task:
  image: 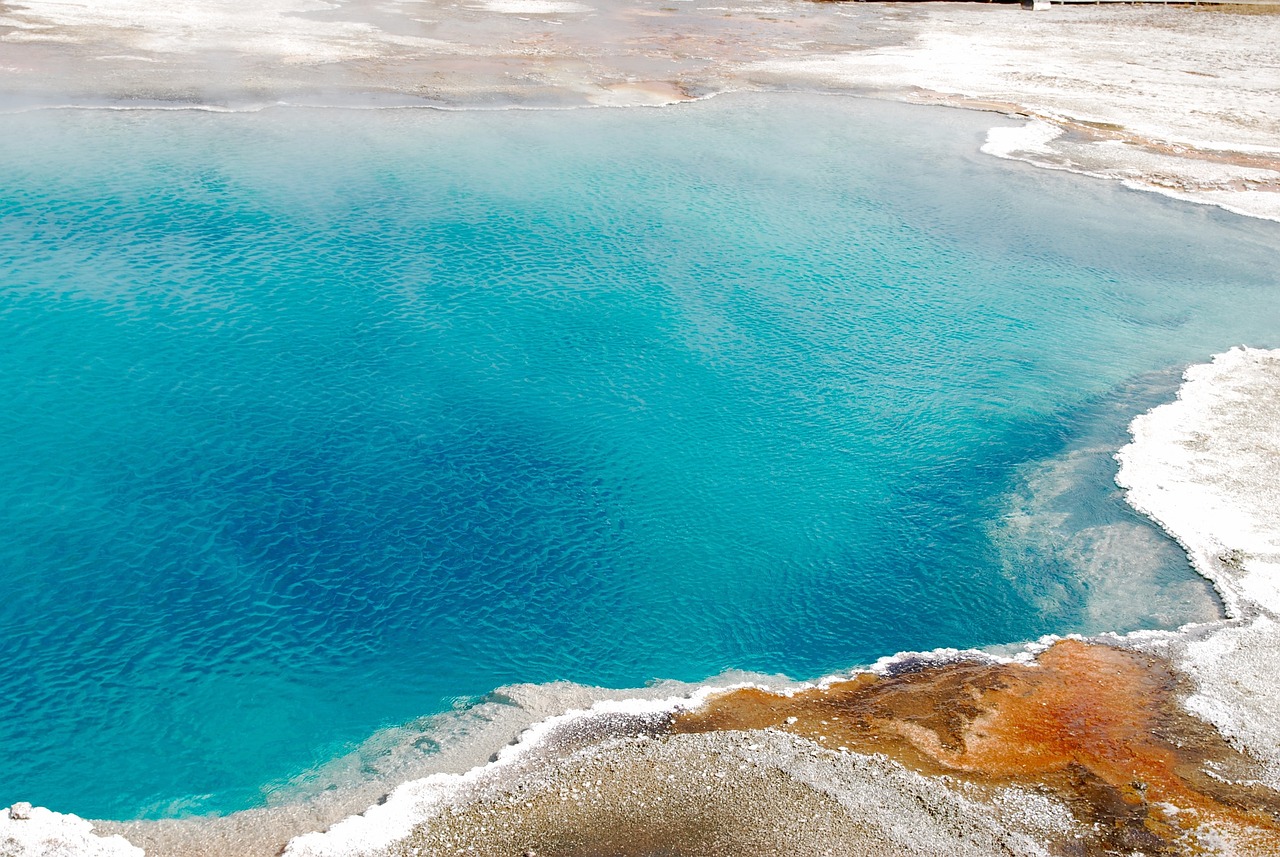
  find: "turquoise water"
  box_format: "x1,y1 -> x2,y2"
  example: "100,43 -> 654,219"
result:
1,94 -> 1277,820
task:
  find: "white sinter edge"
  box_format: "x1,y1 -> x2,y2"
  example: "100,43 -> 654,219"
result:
280,638 -> 1047,856
1115,346 -> 1280,618
282,688 -> 734,857
1115,346 -> 1280,784
0,806 -> 143,857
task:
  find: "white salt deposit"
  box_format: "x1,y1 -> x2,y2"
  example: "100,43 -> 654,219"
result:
0,806 -> 142,857
1175,616 -> 1280,787
749,6 -> 1280,223
1116,347 -> 1280,618
981,119 -> 1062,160
1117,347 -> 1280,782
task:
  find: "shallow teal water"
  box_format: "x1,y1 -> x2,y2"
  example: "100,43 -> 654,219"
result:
1,94 -> 1277,819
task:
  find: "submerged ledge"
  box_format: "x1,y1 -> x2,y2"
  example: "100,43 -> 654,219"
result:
5,349 -> 1280,854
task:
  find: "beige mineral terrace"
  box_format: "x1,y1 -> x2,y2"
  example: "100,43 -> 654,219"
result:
1,0 -> 1278,218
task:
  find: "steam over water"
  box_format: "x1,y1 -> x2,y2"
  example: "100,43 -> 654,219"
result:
1,93 -> 1278,821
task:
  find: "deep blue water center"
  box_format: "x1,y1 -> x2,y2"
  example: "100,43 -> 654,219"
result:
1,93 -> 1278,819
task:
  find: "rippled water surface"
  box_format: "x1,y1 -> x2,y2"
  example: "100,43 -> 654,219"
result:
2,94 -> 1278,818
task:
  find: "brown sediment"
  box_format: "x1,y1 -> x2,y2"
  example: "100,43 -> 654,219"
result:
1043,118 -> 1280,178
672,639 -> 1280,854
393,745 -> 898,857
907,94 -> 1280,180
895,88 -> 1280,196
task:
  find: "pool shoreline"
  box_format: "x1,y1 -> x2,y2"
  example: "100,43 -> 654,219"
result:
6,342 -> 1280,852
2,1 -> 1278,220
3,2 -> 1280,851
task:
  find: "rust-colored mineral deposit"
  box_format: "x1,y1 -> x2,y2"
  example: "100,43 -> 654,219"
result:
673,640 -> 1280,855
